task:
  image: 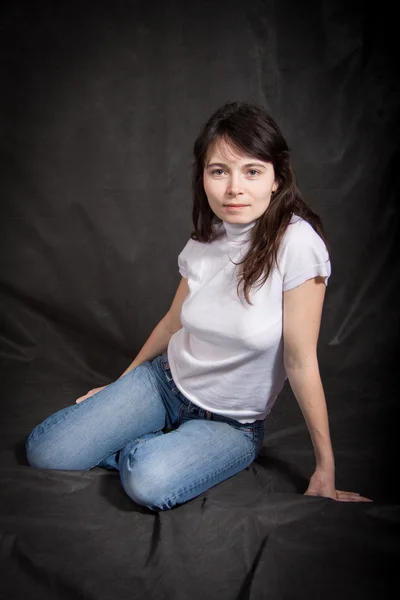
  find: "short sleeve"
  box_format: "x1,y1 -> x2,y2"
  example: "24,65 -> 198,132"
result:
279,218 -> 331,291
177,238 -> 192,278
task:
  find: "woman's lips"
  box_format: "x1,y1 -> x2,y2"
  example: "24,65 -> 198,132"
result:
224,205 -> 249,210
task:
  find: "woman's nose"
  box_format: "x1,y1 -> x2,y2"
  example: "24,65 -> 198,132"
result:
226,175 -> 242,195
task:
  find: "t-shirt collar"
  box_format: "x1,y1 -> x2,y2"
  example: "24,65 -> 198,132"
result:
220,218 -> 258,247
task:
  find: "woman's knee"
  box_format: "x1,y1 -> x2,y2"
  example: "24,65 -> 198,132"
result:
25,426 -> 54,469
121,467 -> 175,511
25,404 -> 79,469
118,435 -> 177,511
25,424 -> 89,471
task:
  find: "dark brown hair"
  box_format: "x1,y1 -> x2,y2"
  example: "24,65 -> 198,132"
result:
190,101 -> 331,306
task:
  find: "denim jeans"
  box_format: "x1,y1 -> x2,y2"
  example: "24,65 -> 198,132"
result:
25,350 -> 266,511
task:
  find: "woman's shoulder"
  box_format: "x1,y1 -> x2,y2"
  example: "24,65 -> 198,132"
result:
287,212 -> 313,231
282,213 -> 322,245
277,214 -> 328,266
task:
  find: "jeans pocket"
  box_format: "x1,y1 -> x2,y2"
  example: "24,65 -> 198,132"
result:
231,419 -> 265,456
160,352 -> 180,395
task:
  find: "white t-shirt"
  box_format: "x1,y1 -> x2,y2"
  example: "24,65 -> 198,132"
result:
167,213 -> 331,423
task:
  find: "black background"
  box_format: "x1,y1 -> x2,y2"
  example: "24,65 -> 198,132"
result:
1,1 -> 399,598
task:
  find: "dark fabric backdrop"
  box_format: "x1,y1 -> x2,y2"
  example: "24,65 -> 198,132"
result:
1,1 -> 399,599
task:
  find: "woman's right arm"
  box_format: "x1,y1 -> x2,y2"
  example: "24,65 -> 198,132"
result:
117,276 -> 189,379
76,277 -> 189,403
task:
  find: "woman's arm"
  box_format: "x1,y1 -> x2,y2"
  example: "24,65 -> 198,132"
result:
282,276 -> 372,502
118,277 -> 189,379
283,276 -> 334,469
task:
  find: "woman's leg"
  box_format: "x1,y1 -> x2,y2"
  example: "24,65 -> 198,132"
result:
25,358 -> 175,471
118,414 -> 265,511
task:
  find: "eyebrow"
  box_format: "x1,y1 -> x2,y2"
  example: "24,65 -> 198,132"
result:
206,162 -> 266,169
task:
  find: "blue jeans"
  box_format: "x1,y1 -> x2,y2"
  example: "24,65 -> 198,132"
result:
25,350 -> 266,511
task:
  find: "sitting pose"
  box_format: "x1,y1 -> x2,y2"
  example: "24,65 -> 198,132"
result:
25,101 -> 373,510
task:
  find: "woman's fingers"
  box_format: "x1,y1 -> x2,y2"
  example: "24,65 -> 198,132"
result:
75,390 -> 95,404
75,386 -> 107,404
336,490 -> 373,502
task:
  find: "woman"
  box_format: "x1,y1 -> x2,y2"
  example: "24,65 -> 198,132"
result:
25,101 -> 372,510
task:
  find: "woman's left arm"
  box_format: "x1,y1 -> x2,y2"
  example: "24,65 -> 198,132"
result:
283,276 -> 373,502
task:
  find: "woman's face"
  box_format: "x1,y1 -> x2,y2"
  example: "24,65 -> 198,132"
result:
203,137 -> 278,223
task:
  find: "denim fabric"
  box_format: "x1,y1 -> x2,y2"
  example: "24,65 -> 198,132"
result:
25,350 -> 266,511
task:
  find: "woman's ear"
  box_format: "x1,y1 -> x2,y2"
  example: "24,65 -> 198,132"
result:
272,181 -> 279,193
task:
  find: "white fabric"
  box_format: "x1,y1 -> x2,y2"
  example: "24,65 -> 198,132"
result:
167,213 -> 331,423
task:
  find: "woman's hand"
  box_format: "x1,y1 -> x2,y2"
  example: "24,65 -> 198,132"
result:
75,386 -> 108,404
304,469 -> 373,502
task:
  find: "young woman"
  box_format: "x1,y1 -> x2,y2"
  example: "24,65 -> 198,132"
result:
25,101 -> 373,510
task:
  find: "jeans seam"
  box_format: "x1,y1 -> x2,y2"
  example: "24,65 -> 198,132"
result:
161,360 -> 180,396
178,402 -> 185,426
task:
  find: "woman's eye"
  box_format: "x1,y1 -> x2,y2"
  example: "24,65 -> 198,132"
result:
210,169 -> 260,176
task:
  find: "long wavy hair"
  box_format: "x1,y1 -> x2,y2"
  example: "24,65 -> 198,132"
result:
190,101 -> 331,306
